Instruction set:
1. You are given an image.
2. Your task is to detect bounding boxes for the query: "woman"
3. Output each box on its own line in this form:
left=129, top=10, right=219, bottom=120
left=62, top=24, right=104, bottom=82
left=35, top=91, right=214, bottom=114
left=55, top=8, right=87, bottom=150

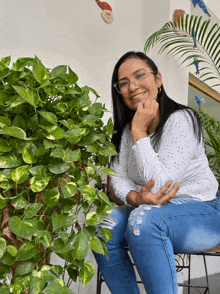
left=94, top=51, right=220, bottom=294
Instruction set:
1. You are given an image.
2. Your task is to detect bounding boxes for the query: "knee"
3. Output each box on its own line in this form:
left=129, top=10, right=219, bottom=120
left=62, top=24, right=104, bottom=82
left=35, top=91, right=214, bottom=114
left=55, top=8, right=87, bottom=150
left=96, top=205, right=133, bottom=241
left=125, top=204, right=162, bottom=239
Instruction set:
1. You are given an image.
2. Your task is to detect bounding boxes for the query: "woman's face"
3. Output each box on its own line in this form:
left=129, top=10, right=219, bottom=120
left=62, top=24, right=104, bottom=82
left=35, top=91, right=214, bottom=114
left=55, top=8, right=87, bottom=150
left=117, top=57, right=162, bottom=111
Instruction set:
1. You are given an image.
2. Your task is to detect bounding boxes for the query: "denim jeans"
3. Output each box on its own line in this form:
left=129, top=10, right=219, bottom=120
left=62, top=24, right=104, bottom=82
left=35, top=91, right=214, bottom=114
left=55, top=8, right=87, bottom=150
left=93, top=194, right=220, bottom=294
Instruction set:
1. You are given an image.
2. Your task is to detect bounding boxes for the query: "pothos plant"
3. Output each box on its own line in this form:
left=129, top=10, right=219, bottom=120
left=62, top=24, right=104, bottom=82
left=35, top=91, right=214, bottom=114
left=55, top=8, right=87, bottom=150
left=0, top=56, right=117, bottom=294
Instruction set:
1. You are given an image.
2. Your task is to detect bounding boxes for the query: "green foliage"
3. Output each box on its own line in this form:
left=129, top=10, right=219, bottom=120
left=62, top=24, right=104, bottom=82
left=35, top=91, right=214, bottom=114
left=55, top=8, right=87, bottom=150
left=144, top=14, right=220, bottom=88
left=198, top=108, right=220, bottom=186
left=0, top=56, right=116, bottom=292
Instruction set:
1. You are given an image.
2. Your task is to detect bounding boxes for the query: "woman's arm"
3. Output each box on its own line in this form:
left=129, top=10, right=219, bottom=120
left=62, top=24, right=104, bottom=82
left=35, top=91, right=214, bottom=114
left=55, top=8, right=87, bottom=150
left=110, top=126, right=143, bottom=203
left=131, top=110, right=199, bottom=194
left=126, top=179, right=181, bottom=207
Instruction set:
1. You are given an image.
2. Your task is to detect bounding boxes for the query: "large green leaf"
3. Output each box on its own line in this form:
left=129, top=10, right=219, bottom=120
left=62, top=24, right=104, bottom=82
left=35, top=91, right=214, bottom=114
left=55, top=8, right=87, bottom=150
left=52, top=211, right=77, bottom=231
left=66, top=127, right=87, bottom=144
left=88, top=103, right=104, bottom=116
left=29, top=275, right=46, bottom=294
left=79, top=185, right=97, bottom=201
left=11, top=196, right=28, bottom=210
left=42, top=279, right=73, bottom=294
left=43, top=187, right=60, bottom=208
left=99, top=146, right=117, bottom=156
left=1, top=245, right=17, bottom=266
left=24, top=203, right=43, bottom=219
left=13, top=85, right=40, bottom=106
left=0, top=116, right=11, bottom=128
left=0, top=56, right=11, bottom=67
left=9, top=217, right=39, bottom=241
left=15, top=259, right=37, bottom=276
left=12, top=165, right=30, bottom=184
left=46, top=126, right=67, bottom=140
left=22, top=142, right=38, bottom=164
left=0, top=126, right=26, bottom=139
left=0, top=238, right=6, bottom=259
left=33, top=56, right=49, bottom=84
left=51, top=239, right=73, bottom=254
left=16, top=241, right=40, bottom=261
left=99, top=227, right=113, bottom=242
left=79, top=261, right=95, bottom=286
left=89, top=236, right=105, bottom=255
left=51, top=65, right=67, bottom=79
left=61, top=181, right=78, bottom=198
left=71, top=230, right=89, bottom=260
left=99, top=167, right=117, bottom=177
left=30, top=175, right=51, bottom=192
left=0, top=154, right=22, bottom=168
left=86, top=212, right=103, bottom=226
left=35, top=230, right=52, bottom=249
left=0, top=194, right=7, bottom=209
left=49, top=162, right=70, bottom=174
left=38, top=111, right=58, bottom=125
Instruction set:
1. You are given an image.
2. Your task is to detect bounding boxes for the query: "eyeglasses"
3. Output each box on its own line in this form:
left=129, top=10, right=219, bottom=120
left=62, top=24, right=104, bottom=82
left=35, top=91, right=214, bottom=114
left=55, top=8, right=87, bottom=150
left=114, top=71, right=155, bottom=94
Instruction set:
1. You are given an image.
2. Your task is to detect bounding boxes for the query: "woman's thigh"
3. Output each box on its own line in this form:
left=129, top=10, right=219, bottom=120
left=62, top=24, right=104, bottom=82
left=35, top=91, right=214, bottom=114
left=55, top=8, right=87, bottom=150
left=97, top=205, right=134, bottom=247
left=126, top=197, right=220, bottom=253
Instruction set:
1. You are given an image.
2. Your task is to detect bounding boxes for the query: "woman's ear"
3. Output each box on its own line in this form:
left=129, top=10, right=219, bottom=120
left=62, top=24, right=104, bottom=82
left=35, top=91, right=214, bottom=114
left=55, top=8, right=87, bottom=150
left=156, top=72, right=162, bottom=88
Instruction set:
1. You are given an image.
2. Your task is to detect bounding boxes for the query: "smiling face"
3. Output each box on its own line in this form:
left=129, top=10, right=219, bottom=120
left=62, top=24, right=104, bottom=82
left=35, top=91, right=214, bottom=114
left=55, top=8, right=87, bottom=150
left=118, top=57, right=162, bottom=111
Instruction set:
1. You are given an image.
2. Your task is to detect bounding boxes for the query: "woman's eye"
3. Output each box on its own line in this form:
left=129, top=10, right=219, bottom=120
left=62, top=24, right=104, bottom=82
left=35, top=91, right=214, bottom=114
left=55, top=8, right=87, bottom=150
left=119, top=80, right=129, bottom=88
left=136, top=73, right=146, bottom=79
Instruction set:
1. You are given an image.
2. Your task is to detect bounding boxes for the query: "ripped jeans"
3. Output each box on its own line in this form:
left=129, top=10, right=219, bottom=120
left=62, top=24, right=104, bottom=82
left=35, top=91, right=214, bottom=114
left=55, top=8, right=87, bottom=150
left=93, top=194, right=220, bottom=294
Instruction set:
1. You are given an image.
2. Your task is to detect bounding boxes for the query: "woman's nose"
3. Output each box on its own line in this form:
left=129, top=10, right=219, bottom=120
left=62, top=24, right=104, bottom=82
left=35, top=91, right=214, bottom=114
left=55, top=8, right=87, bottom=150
left=129, top=79, right=139, bottom=91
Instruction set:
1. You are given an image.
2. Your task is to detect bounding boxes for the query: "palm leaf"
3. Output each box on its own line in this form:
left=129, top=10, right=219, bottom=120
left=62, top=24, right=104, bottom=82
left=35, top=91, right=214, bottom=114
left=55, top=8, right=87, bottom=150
left=144, top=14, right=220, bottom=90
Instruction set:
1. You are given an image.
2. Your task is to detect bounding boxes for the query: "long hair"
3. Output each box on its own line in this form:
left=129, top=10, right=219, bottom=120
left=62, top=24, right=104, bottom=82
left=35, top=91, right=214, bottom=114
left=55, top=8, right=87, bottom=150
left=111, top=51, right=203, bottom=161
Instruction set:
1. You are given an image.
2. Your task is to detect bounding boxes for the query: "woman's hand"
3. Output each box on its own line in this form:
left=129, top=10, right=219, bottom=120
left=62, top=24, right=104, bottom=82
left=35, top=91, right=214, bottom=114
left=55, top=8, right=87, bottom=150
left=126, top=179, right=181, bottom=207
left=131, top=100, right=159, bottom=143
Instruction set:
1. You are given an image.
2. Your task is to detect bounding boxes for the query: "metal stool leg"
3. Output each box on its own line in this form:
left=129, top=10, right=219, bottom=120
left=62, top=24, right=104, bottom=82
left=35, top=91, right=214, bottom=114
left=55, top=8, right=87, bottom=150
left=96, top=268, right=102, bottom=294
left=202, top=255, right=210, bottom=294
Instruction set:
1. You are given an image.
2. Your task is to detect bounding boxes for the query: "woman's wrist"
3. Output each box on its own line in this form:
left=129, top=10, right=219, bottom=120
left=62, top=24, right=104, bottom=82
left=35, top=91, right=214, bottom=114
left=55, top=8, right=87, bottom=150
left=126, top=190, right=139, bottom=207
left=131, top=127, right=148, bottom=145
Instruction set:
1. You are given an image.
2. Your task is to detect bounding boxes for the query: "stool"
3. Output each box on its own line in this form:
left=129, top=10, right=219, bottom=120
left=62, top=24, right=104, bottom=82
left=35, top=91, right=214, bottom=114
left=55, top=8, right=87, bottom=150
left=96, top=247, right=220, bottom=294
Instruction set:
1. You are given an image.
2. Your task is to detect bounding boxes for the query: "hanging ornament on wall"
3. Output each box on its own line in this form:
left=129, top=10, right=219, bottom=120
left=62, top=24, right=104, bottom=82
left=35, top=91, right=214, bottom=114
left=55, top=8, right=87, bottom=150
left=173, top=9, right=186, bottom=27
left=191, top=0, right=211, bottom=17
left=95, top=0, right=114, bottom=24
left=192, top=30, right=200, bottom=75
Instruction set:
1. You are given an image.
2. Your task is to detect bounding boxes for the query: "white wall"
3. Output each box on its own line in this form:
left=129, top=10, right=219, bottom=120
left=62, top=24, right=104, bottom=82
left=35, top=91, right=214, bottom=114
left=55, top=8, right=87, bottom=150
left=1, top=0, right=219, bottom=293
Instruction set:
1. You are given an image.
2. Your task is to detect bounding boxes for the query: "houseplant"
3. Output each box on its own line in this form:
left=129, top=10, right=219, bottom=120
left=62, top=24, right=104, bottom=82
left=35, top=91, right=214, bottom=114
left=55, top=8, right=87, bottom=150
left=0, top=56, right=117, bottom=294
left=144, top=14, right=220, bottom=89
left=198, top=107, right=220, bottom=187
left=144, top=13, right=220, bottom=187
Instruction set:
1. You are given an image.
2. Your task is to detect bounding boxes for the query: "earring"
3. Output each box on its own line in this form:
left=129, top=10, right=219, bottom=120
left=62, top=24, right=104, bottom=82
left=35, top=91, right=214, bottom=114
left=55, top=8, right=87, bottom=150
left=158, top=87, right=161, bottom=94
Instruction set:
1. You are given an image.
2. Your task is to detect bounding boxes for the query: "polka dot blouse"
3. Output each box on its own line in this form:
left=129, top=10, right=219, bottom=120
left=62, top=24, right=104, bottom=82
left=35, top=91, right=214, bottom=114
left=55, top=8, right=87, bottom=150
left=111, top=110, right=218, bottom=204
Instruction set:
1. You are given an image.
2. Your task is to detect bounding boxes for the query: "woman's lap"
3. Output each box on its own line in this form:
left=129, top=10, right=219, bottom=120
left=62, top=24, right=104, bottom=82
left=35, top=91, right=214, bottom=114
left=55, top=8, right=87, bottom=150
left=125, top=197, right=220, bottom=253
left=96, top=196, right=220, bottom=293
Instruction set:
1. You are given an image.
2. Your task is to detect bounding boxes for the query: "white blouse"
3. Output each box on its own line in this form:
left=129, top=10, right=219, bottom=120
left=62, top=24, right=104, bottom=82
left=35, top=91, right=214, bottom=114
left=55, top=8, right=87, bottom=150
left=111, top=110, right=218, bottom=204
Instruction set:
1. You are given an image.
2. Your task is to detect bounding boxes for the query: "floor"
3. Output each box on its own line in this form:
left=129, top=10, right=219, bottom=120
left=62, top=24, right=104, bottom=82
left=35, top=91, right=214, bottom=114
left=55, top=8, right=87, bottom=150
left=182, top=272, right=220, bottom=294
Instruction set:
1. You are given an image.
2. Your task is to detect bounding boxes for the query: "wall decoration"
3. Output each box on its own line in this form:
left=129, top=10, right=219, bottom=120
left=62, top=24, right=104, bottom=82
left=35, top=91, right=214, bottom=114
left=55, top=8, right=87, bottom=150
left=95, top=0, right=114, bottom=24
left=191, top=0, right=211, bottom=17
left=192, top=30, right=200, bottom=75
left=173, top=9, right=186, bottom=28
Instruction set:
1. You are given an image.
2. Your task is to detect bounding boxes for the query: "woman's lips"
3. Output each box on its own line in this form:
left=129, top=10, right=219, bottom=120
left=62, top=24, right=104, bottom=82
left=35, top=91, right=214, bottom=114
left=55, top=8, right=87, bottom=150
left=131, top=92, right=146, bottom=100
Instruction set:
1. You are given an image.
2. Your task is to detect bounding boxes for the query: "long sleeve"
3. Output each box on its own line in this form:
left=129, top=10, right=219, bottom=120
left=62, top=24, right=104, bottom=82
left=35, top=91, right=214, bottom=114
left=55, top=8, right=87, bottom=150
left=132, top=110, right=200, bottom=194
left=111, top=126, right=142, bottom=203
left=111, top=110, right=218, bottom=202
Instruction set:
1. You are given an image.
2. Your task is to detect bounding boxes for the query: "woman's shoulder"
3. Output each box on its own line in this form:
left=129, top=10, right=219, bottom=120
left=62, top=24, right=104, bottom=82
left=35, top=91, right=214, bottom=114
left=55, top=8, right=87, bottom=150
left=167, top=108, right=196, bottom=124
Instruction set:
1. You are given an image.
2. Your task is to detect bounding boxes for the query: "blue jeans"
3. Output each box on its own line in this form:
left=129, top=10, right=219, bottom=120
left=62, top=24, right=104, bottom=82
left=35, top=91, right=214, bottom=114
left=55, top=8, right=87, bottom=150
left=93, top=194, right=220, bottom=294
